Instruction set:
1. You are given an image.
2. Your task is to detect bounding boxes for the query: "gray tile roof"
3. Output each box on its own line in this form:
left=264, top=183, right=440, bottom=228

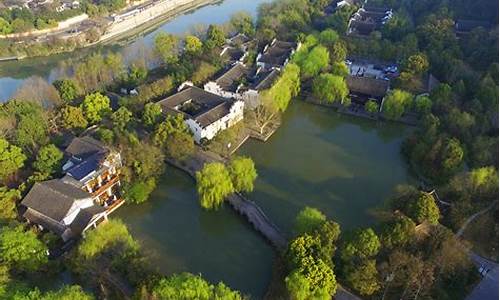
left=65, top=136, right=107, bottom=160
left=346, top=76, right=389, bottom=99
left=250, top=69, right=281, bottom=91
left=70, top=205, right=106, bottom=234
left=157, top=86, right=237, bottom=128
left=21, top=179, right=91, bottom=222
left=215, top=63, right=251, bottom=92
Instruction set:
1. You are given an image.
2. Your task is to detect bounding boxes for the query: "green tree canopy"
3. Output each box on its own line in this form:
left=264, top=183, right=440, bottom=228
left=380, top=215, right=416, bottom=249
left=404, top=53, right=429, bottom=75
left=195, top=162, right=234, bottom=210
left=184, top=35, right=203, bottom=56
left=33, top=144, right=63, bottom=175
left=294, top=206, right=326, bottom=235
left=59, top=106, right=88, bottom=132
left=205, top=24, right=226, bottom=49
left=364, top=100, right=379, bottom=114
left=228, top=156, right=257, bottom=193
left=0, top=17, right=12, bottom=35
left=165, top=131, right=195, bottom=161
left=152, top=114, right=189, bottom=147
left=261, top=63, right=301, bottom=113
left=77, top=219, right=138, bottom=259
left=312, top=73, right=348, bottom=104
left=0, top=225, right=48, bottom=272
left=150, top=272, right=242, bottom=299
left=155, top=32, right=179, bottom=65
left=0, top=187, right=20, bottom=223
left=382, top=89, right=413, bottom=120
left=414, top=95, right=432, bottom=115
left=319, top=29, right=339, bottom=47
left=123, top=178, right=157, bottom=204
left=80, top=92, right=111, bottom=124
left=301, top=45, right=330, bottom=78
left=341, top=228, right=381, bottom=261
left=230, top=11, right=255, bottom=36
left=111, top=106, right=133, bottom=131
left=142, top=103, right=163, bottom=128
left=0, top=138, right=26, bottom=182
left=53, top=79, right=80, bottom=103
left=406, top=192, right=440, bottom=224
left=343, top=259, right=380, bottom=296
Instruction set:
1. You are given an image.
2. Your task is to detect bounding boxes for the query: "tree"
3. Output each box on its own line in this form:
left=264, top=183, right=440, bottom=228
left=380, top=215, right=416, bottom=249
left=111, top=107, right=133, bottom=131
left=319, top=29, right=339, bottom=47
left=364, top=100, right=379, bottom=114
left=184, top=35, right=203, bottom=56
left=286, top=271, right=311, bottom=300
left=12, top=76, right=61, bottom=109
left=414, top=95, right=432, bottom=115
left=15, top=113, right=49, bottom=155
left=150, top=273, right=242, bottom=299
left=80, top=92, right=111, bottom=124
left=0, top=187, right=20, bottom=222
left=294, top=207, right=326, bottom=235
left=142, top=103, right=163, bottom=128
left=0, top=225, right=48, bottom=272
left=0, top=17, right=12, bottom=35
left=33, top=144, right=63, bottom=176
left=341, top=228, right=381, bottom=261
left=165, top=131, right=195, bottom=161
left=404, top=53, right=429, bottom=75
left=407, top=192, right=440, bottom=224
left=77, top=219, right=138, bottom=260
left=312, top=73, right=348, bottom=104
left=53, top=79, right=80, bottom=103
left=123, top=178, right=156, bottom=204
left=230, top=12, right=255, bottom=36
left=191, top=62, right=218, bottom=85
left=344, top=260, right=380, bottom=296
left=382, top=89, right=413, bottom=120
left=441, top=137, right=464, bottom=176
left=205, top=24, right=226, bottom=49
left=301, top=46, right=330, bottom=78
left=228, top=156, right=257, bottom=193
left=152, top=114, right=188, bottom=147
left=330, top=62, right=348, bottom=77
left=330, top=41, right=347, bottom=63
left=59, top=106, right=88, bottom=132
left=155, top=32, right=179, bottom=65
left=0, top=138, right=26, bottom=182
left=195, top=162, right=234, bottom=210
left=120, top=141, right=165, bottom=182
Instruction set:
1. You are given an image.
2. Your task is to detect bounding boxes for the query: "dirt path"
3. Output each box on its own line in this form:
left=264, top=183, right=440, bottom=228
left=456, top=201, right=498, bottom=237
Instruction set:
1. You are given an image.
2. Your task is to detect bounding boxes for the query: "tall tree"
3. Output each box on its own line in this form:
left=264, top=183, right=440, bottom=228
left=382, top=89, right=413, bottom=120
left=294, top=206, right=327, bottom=235
left=228, top=156, right=258, bottom=193
left=154, top=32, right=179, bottom=65
left=0, top=138, right=26, bottom=183
left=406, top=192, right=440, bottom=224
left=0, top=225, right=48, bottom=272
left=33, top=144, right=63, bottom=176
left=80, top=92, right=111, bottom=124
left=312, top=73, right=348, bottom=104
left=195, top=162, right=234, bottom=210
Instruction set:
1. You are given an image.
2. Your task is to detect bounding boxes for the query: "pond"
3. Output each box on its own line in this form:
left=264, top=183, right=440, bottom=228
left=117, top=100, right=413, bottom=299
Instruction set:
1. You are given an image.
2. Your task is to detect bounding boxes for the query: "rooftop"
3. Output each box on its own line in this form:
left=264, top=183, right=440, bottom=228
left=346, top=76, right=389, bottom=99
left=214, top=63, right=251, bottom=92
left=21, top=179, right=91, bottom=222
left=157, top=86, right=237, bottom=128
left=250, top=68, right=281, bottom=91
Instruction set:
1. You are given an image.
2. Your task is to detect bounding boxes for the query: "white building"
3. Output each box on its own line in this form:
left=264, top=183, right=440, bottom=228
left=157, top=85, right=244, bottom=144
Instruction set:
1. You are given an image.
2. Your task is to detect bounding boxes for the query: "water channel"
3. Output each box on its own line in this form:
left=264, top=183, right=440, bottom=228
left=116, top=100, right=413, bottom=298
left=0, top=0, right=271, bottom=101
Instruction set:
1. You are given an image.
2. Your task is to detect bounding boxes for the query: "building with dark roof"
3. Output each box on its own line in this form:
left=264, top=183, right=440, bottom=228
left=256, top=39, right=300, bottom=70
left=21, top=179, right=107, bottom=241
left=157, top=85, right=244, bottom=143
left=62, top=136, right=122, bottom=208
left=346, top=75, right=389, bottom=105
left=348, top=5, right=393, bottom=36
left=204, top=62, right=252, bottom=98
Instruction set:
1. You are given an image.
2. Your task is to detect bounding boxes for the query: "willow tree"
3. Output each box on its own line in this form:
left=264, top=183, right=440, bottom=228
left=250, top=63, right=301, bottom=134
left=196, top=162, right=234, bottom=210
left=312, top=73, right=348, bottom=104
left=228, top=156, right=257, bottom=193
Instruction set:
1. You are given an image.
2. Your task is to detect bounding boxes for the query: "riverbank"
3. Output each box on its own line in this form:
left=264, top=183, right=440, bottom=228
left=0, top=0, right=216, bottom=61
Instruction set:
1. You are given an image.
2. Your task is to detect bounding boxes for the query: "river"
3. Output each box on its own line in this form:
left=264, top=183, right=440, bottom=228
left=116, top=100, right=413, bottom=299
left=0, top=0, right=271, bottom=101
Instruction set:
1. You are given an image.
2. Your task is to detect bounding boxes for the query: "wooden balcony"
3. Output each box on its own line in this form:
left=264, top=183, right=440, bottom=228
left=91, top=175, right=120, bottom=197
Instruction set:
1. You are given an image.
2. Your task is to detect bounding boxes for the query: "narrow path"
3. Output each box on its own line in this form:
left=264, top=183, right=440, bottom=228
left=456, top=200, right=498, bottom=237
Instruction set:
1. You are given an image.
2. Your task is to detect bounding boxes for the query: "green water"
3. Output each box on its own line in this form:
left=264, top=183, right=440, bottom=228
left=117, top=100, right=412, bottom=298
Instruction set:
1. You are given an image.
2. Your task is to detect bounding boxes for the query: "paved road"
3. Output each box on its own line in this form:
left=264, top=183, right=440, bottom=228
left=466, top=253, right=499, bottom=300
